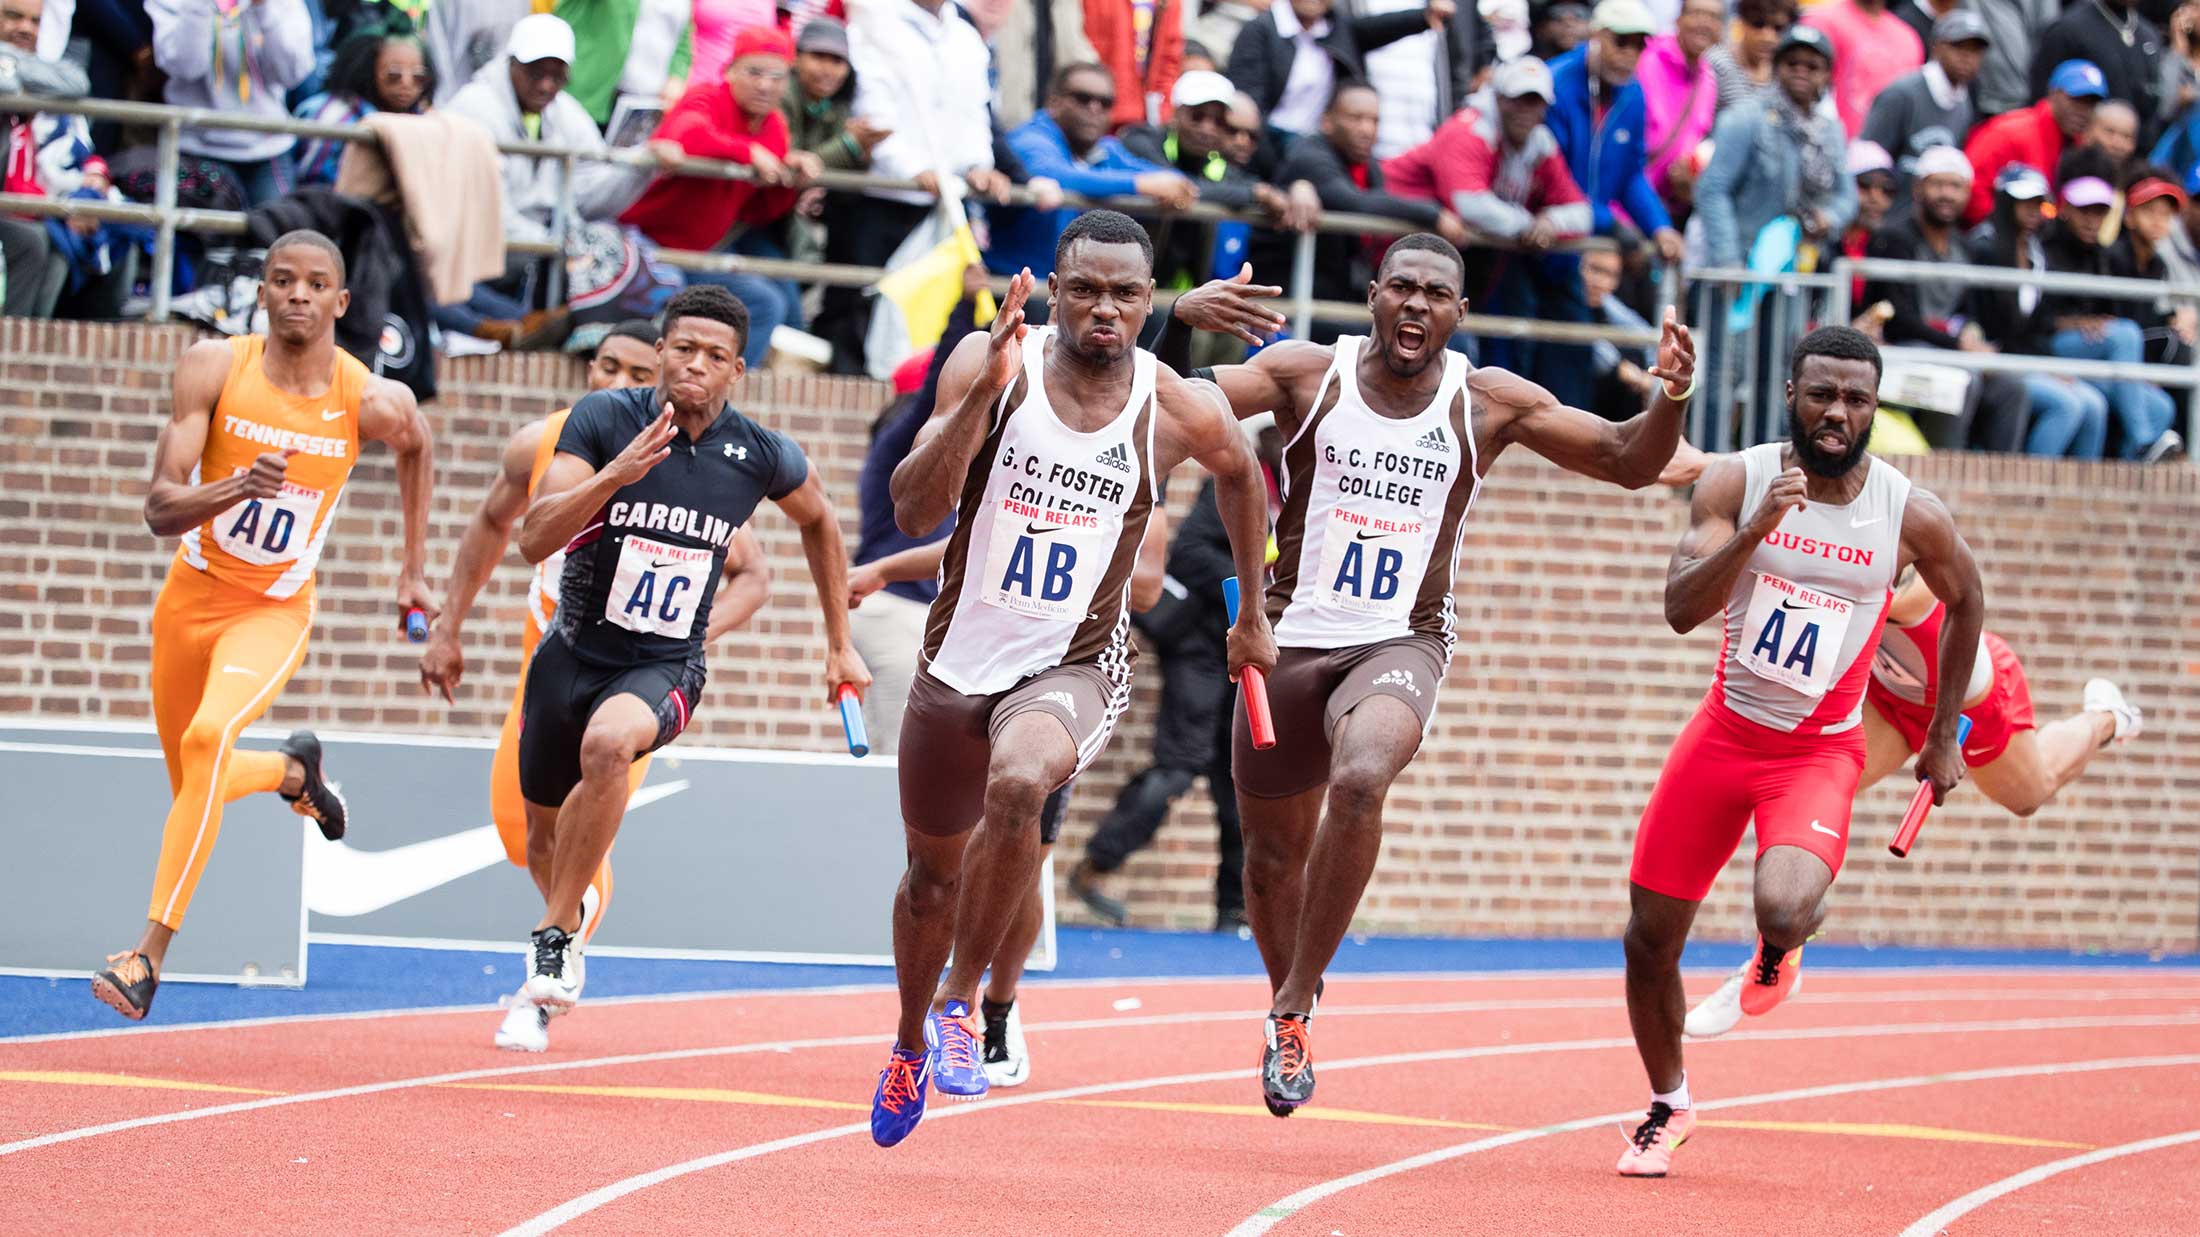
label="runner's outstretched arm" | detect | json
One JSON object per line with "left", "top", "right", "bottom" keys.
{"left": 1159, "top": 372, "right": 1278, "bottom": 680}
{"left": 1662, "top": 453, "right": 1808, "bottom": 633}
{"left": 849, "top": 541, "right": 949, "bottom": 608}
{"left": 143, "top": 340, "right": 261, "bottom": 537}
{"left": 1196, "top": 340, "right": 1326, "bottom": 437}
{"left": 419, "top": 422, "right": 539, "bottom": 702}
{"left": 891, "top": 270, "right": 1034, "bottom": 536}
{"left": 1902, "top": 488, "right": 1986, "bottom": 804}
{"left": 360, "top": 375, "right": 437, "bottom": 622}
{"left": 704, "top": 527, "right": 773, "bottom": 642}
{"left": 1488, "top": 307, "right": 1694, "bottom": 488}
{"left": 770, "top": 469, "right": 872, "bottom": 702}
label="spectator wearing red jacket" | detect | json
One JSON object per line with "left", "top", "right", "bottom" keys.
{"left": 622, "top": 26, "right": 813, "bottom": 367}
{"left": 1085, "top": 0, "right": 1184, "bottom": 130}
{"left": 1963, "top": 58, "right": 2106, "bottom": 224}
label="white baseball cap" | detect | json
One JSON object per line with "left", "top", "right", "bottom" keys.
{"left": 1173, "top": 70, "right": 1236, "bottom": 111}
{"left": 1493, "top": 57, "right": 1556, "bottom": 103}
{"left": 1913, "top": 145, "right": 1974, "bottom": 185}
{"left": 1592, "top": 0, "right": 1657, "bottom": 36}
{"left": 508, "top": 13, "right": 576, "bottom": 66}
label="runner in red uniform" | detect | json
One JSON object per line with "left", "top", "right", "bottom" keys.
{"left": 1618, "top": 327, "right": 1985, "bottom": 1177}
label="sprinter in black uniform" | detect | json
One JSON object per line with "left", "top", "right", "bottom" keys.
{"left": 512, "top": 285, "right": 870, "bottom": 1012}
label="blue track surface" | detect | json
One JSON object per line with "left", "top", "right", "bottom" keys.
{"left": 6, "top": 930, "right": 2192, "bottom": 1040}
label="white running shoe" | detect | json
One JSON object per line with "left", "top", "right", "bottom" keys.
{"left": 980, "top": 1000, "right": 1031, "bottom": 1088}
{"left": 495, "top": 993, "right": 550, "bottom": 1052}
{"left": 2084, "top": 679, "right": 2142, "bottom": 743}
{"left": 1684, "top": 970, "right": 1745, "bottom": 1039}
{"left": 522, "top": 925, "right": 582, "bottom": 1010}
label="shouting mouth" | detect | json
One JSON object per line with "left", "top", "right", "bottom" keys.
{"left": 1814, "top": 429, "right": 1849, "bottom": 455}
{"left": 1393, "top": 321, "right": 1429, "bottom": 361}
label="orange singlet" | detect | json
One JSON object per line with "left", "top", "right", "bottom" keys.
{"left": 487, "top": 409, "right": 632, "bottom": 940}
{"left": 145, "top": 336, "right": 367, "bottom": 929}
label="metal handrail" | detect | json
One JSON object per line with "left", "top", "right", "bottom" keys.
{"left": 1842, "top": 255, "right": 2198, "bottom": 301}
{"left": 0, "top": 92, "right": 1663, "bottom": 350}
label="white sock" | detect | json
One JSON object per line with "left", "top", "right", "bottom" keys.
{"left": 1653, "top": 1074, "right": 1691, "bottom": 1111}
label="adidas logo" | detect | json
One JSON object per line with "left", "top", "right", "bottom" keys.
{"left": 1414, "top": 428, "right": 1451, "bottom": 453}
{"left": 1095, "top": 442, "right": 1132, "bottom": 473}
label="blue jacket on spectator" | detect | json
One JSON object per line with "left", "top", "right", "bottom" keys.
{"left": 1694, "top": 97, "right": 1857, "bottom": 270}
{"left": 1545, "top": 45, "right": 1672, "bottom": 238}
{"left": 987, "top": 113, "right": 1169, "bottom": 278}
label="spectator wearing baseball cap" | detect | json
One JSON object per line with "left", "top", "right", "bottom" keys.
{"left": 2041, "top": 170, "right": 2186, "bottom": 461}
{"left": 1840, "top": 140, "right": 1897, "bottom": 291}
{"left": 1862, "top": 145, "right": 2036, "bottom": 453}
{"left": 2153, "top": 162, "right": 2200, "bottom": 289}
{"left": 2030, "top": 0, "right": 2164, "bottom": 132}
{"left": 783, "top": 19, "right": 884, "bottom": 176}
{"left": 1694, "top": 23, "right": 1854, "bottom": 269}
{"left": 622, "top": 26, "right": 809, "bottom": 367}
{"left": 1860, "top": 11, "right": 1986, "bottom": 216}
{"left": 1120, "top": 70, "right": 1322, "bottom": 317}
{"left": 2118, "top": 175, "right": 2198, "bottom": 367}
{"left": 1962, "top": 59, "right": 2106, "bottom": 224}
{"left": 1965, "top": 162, "right": 2111, "bottom": 459}
{"left": 1546, "top": 0, "right": 1684, "bottom": 267}
{"left": 1801, "top": 0, "right": 1922, "bottom": 139}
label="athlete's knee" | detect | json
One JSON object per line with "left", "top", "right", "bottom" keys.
{"left": 981, "top": 765, "right": 1053, "bottom": 834}
{"left": 1623, "top": 913, "right": 1686, "bottom": 969}
{"left": 177, "top": 715, "right": 232, "bottom": 769}
{"left": 1755, "top": 898, "right": 1821, "bottom": 951}
{"left": 903, "top": 843, "right": 961, "bottom": 915}
{"left": 1326, "top": 756, "right": 1398, "bottom": 823}
{"left": 577, "top": 723, "right": 643, "bottom": 783}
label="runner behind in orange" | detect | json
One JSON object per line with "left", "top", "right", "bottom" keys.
{"left": 93, "top": 229, "right": 434, "bottom": 1021}
{"left": 416, "top": 322, "right": 772, "bottom": 1052}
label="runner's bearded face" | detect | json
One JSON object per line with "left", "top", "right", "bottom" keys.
{"left": 658, "top": 316, "right": 745, "bottom": 415}
{"left": 1785, "top": 355, "right": 1876, "bottom": 479}
{"left": 259, "top": 245, "right": 348, "bottom": 347}
{"left": 1367, "top": 248, "right": 1463, "bottom": 379}
{"left": 1050, "top": 241, "right": 1153, "bottom": 366}
{"left": 589, "top": 335, "right": 662, "bottom": 393}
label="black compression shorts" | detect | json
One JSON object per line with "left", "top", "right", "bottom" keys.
{"left": 518, "top": 629, "right": 704, "bottom": 807}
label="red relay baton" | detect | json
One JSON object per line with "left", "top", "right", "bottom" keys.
{"left": 1889, "top": 714, "right": 1973, "bottom": 859}
{"left": 1222, "top": 576, "right": 1276, "bottom": 751}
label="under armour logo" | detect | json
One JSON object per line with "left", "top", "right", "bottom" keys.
{"left": 725, "top": 444, "right": 746, "bottom": 459}
{"left": 1094, "top": 442, "right": 1132, "bottom": 473}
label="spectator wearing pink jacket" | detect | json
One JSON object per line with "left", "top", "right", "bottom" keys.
{"left": 1636, "top": 0, "right": 1720, "bottom": 197}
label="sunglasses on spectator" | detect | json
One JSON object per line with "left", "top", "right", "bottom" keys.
{"left": 381, "top": 68, "right": 431, "bottom": 86}
{"left": 734, "top": 64, "right": 790, "bottom": 84}
{"left": 1063, "top": 89, "right": 1117, "bottom": 110}
{"left": 1610, "top": 33, "right": 1649, "bottom": 50}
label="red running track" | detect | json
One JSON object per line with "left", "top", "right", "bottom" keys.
{"left": 5, "top": 969, "right": 2199, "bottom": 1235}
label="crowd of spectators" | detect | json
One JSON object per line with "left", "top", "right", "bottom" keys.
{"left": 0, "top": 0, "right": 2196, "bottom": 459}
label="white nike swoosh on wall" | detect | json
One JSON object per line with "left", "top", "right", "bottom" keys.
{"left": 304, "top": 780, "right": 691, "bottom": 916}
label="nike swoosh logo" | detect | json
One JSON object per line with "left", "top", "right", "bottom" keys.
{"left": 320, "top": 409, "right": 347, "bottom": 422}
{"left": 1809, "top": 820, "right": 1840, "bottom": 838}
{"left": 304, "top": 780, "right": 690, "bottom": 916}
{"left": 1025, "top": 523, "right": 1061, "bottom": 536}
{"left": 221, "top": 664, "right": 259, "bottom": 676}
{"left": 1850, "top": 516, "right": 1882, "bottom": 528}
{"left": 1354, "top": 530, "right": 1388, "bottom": 541}
{"left": 1779, "top": 600, "right": 1809, "bottom": 611}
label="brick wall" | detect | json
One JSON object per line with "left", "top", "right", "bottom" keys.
{"left": 2, "top": 320, "right": 2193, "bottom": 953}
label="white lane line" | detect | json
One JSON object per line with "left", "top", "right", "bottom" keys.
{"left": 500, "top": 1014, "right": 2200, "bottom": 1235}
{"left": 1897, "top": 1128, "right": 2200, "bottom": 1237}
{"left": 1225, "top": 1053, "right": 2200, "bottom": 1237}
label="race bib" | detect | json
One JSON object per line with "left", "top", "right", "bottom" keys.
{"left": 213, "top": 475, "right": 323, "bottom": 566}
{"left": 1738, "top": 571, "right": 1856, "bottom": 697}
{"left": 605, "top": 534, "right": 713, "bottom": 638}
{"left": 1316, "top": 507, "right": 1427, "bottom": 620}
{"left": 980, "top": 498, "right": 1111, "bottom": 622}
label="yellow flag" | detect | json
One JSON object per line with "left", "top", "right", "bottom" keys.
{"left": 872, "top": 222, "right": 998, "bottom": 355}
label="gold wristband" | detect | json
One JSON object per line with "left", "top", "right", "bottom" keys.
{"left": 1663, "top": 377, "right": 1695, "bottom": 402}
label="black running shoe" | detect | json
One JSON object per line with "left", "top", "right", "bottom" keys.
{"left": 279, "top": 730, "right": 347, "bottom": 840}
{"left": 1262, "top": 1013, "right": 1314, "bottom": 1117}
{"left": 91, "top": 950, "right": 157, "bottom": 1021}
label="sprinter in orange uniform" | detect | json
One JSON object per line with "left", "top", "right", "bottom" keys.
{"left": 92, "top": 230, "right": 434, "bottom": 1020}
{"left": 416, "top": 322, "right": 771, "bottom": 1052}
